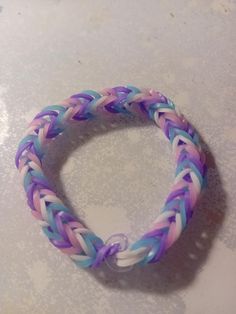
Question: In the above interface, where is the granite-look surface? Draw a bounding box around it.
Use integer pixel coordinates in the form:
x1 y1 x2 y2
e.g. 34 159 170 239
0 1 236 313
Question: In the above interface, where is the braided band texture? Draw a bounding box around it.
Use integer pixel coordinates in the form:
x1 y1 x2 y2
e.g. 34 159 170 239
15 85 207 269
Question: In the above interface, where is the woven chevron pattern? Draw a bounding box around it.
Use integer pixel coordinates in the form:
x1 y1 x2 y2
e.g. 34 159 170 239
15 85 207 269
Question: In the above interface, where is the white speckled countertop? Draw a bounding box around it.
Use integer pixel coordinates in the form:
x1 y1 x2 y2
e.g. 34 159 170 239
0 1 236 313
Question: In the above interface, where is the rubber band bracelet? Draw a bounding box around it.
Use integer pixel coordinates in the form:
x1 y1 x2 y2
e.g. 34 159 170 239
15 85 207 270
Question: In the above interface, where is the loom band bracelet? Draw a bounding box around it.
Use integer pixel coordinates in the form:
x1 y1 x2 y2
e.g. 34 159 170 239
15 85 207 271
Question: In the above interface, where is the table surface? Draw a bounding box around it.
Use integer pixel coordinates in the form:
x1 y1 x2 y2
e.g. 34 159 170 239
0 1 236 314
